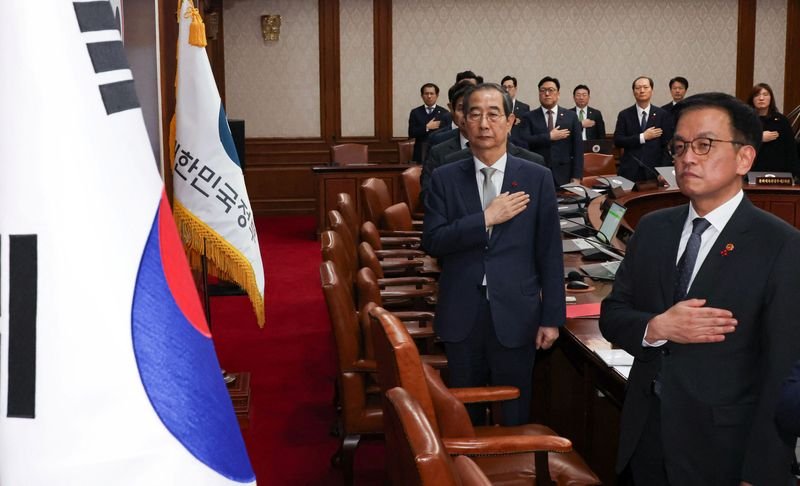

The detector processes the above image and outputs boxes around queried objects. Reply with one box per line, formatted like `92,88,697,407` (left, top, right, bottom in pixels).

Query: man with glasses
613,76,673,181
423,83,564,426
513,76,583,186
600,92,800,485
501,75,530,139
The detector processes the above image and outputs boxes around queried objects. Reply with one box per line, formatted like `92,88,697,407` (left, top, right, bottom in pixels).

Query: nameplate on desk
754,176,793,186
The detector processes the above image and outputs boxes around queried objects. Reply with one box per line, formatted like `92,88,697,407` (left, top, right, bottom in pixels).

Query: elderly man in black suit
613,76,673,181
408,83,452,163
422,82,543,197
572,84,606,141
600,92,800,485
513,76,583,186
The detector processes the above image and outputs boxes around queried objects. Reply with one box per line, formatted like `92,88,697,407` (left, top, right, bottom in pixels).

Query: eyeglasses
538,88,557,94
668,137,746,158
466,111,505,123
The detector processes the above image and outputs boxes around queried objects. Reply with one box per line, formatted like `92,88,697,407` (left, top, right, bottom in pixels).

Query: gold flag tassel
184,1,207,47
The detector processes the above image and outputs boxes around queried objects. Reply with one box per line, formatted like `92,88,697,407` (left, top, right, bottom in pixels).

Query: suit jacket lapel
687,198,755,299
659,206,689,305
458,158,483,216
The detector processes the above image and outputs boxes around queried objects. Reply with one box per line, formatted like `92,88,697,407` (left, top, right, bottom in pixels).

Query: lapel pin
511,181,519,188
720,243,735,256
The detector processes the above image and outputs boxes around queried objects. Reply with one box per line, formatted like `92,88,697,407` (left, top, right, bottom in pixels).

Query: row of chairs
330,140,416,166
319,182,602,484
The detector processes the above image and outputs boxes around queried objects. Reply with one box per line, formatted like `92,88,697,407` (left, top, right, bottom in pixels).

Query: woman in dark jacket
747,83,799,177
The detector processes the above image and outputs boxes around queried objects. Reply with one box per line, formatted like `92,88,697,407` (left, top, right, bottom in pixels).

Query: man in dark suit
661,76,689,117
600,92,800,485
613,76,673,181
501,75,530,141
408,83,452,163
421,82,472,195
776,359,800,438
513,76,583,187
572,84,606,141
423,83,565,426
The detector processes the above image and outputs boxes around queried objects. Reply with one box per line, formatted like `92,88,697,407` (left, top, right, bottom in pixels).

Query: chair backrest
397,139,416,165
360,221,384,251
327,209,358,270
583,152,616,177
361,177,394,226
320,230,356,293
383,202,414,231
331,143,369,166
319,261,376,433
336,192,361,244
369,306,440,434
357,242,386,281
384,387,491,486
356,266,383,311
402,166,423,215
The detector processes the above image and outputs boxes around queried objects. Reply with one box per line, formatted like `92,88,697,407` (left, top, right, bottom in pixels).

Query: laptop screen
598,201,627,243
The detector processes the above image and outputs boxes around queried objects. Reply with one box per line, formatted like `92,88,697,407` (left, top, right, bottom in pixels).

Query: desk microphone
629,154,662,181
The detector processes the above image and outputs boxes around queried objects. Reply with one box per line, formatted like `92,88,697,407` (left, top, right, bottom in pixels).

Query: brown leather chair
383,386,493,486
384,202,422,232
331,143,369,166
321,230,434,311
361,177,394,227
336,192,421,249
397,139,416,165
370,306,602,486
319,260,383,485
582,153,616,177
329,209,423,277
402,165,424,218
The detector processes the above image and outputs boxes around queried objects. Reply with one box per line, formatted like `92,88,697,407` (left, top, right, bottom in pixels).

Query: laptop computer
580,260,621,280
562,201,627,252
583,139,614,154
655,166,678,188
747,171,793,185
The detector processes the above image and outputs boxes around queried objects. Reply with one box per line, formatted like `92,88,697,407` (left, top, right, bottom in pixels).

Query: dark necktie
674,218,712,302
426,107,433,115
640,110,648,132
547,110,554,131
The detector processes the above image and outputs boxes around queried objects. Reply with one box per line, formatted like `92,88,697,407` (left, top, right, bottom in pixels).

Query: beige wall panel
392,0,739,138
340,0,376,137
753,0,787,110
224,0,320,138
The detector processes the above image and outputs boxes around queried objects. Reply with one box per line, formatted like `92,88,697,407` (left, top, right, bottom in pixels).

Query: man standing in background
572,84,606,141
408,83,452,163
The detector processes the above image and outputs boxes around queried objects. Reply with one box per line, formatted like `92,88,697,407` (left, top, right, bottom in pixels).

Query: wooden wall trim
735,0,757,100
785,0,800,112
319,0,341,143
373,0,393,142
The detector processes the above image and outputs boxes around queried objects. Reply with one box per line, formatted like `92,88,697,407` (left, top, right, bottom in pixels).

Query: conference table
532,183,800,484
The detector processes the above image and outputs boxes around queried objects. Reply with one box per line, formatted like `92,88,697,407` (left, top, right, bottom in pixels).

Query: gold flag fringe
173,201,266,327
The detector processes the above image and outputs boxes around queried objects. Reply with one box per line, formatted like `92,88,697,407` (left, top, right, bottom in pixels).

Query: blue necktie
674,218,711,302
640,110,648,132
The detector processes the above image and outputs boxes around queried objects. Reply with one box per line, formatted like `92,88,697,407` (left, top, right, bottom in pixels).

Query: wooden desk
587,184,800,231
312,164,412,236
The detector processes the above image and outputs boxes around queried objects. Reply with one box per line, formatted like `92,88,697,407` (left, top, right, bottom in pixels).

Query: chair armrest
379,288,436,299
379,230,423,238
344,359,376,373
377,276,435,288
392,311,435,323
420,353,448,369
379,258,425,271
443,435,572,456
374,249,426,259
450,386,520,404
411,211,425,220
378,236,421,249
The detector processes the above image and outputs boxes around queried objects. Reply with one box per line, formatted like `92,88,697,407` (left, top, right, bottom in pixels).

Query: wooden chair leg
331,434,361,485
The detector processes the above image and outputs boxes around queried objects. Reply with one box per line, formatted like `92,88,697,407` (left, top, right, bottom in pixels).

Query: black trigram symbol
3,235,38,419
74,1,140,115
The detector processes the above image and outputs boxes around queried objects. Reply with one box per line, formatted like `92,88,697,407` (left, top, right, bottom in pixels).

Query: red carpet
209,216,385,485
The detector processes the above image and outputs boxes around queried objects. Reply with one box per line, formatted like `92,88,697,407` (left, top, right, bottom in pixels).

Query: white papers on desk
614,366,631,379
594,348,634,366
